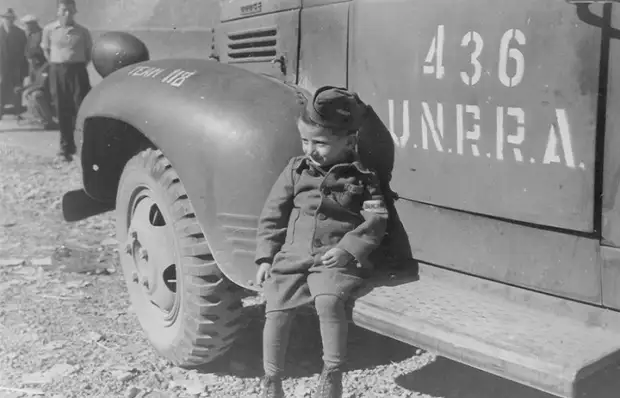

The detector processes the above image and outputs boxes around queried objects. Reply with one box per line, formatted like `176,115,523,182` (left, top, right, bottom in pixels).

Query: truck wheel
116,148,243,367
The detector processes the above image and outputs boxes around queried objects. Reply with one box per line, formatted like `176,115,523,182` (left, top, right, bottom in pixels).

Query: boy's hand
321,248,354,267
255,262,272,287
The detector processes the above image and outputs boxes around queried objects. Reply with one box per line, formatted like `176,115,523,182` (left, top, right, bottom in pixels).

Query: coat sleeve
254,158,296,265
337,171,389,262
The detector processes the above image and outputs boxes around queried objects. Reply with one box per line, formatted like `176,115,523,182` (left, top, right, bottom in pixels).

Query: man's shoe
313,366,342,398
261,375,284,398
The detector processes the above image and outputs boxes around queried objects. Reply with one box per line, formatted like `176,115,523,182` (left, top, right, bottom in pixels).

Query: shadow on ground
200,303,419,379
395,358,553,398
62,189,114,222
395,356,620,398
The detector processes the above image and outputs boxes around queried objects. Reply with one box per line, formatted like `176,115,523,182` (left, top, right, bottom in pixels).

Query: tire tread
120,148,243,367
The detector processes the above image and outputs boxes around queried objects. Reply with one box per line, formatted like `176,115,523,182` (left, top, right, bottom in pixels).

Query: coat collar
294,153,372,175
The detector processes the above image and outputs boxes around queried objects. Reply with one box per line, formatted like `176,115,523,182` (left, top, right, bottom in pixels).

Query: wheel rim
125,187,180,325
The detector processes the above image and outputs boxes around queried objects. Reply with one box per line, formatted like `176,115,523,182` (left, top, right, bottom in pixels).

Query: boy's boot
313,366,342,398
261,375,284,398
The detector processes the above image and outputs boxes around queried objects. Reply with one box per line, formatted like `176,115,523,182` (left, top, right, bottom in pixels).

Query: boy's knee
314,294,344,316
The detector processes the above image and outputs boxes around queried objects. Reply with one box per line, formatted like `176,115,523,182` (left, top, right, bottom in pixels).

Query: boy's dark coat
255,155,388,312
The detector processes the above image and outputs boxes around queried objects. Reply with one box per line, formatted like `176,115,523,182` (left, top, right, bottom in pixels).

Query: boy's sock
314,294,347,370
263,309,295,376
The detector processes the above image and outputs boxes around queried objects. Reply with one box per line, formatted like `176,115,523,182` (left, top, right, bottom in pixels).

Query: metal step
351,264,620,398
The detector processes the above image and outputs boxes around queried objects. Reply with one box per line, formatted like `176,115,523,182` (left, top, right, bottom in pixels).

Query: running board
351,264,620,398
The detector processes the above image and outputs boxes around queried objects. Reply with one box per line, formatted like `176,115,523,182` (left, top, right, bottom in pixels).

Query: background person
15,55,56,130
22,15,46,83
42,0,92,161
0,8,27,119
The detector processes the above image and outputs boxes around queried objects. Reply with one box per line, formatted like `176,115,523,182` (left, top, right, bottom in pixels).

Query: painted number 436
423,25,526,88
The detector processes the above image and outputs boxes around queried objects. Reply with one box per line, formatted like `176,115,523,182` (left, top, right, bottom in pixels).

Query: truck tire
116,148,243,367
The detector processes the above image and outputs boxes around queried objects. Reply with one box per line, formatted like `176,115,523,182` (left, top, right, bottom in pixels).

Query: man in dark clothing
42,0,92,161
22,15,46,83
0,8,28,119
15,56,56,130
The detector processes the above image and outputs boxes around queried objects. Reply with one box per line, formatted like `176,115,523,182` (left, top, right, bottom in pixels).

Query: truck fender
75,58,307,289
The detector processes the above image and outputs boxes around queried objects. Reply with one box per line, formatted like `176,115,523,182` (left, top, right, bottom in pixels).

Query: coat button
317,213,327,221
314,239,323,247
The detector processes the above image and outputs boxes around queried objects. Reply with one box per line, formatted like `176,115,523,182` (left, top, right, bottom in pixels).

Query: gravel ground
0,121,570,398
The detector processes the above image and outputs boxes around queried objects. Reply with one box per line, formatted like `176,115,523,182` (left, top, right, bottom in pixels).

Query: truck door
348,0,603,233
215,0,301,84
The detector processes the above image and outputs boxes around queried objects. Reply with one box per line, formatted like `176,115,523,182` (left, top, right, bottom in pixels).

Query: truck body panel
349,0,600,234
297,1,349,91
395,199,602,304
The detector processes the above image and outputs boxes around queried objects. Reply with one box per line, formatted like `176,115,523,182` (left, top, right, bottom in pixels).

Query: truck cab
71,0,620,397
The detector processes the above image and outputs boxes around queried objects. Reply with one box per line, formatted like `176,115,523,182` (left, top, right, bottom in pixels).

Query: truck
19,0,620,396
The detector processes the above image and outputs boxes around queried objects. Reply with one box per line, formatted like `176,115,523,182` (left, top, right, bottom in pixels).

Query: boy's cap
58,0,77,7
302,86,367,132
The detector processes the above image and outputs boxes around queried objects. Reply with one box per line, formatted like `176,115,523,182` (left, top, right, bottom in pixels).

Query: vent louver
227,26,278,63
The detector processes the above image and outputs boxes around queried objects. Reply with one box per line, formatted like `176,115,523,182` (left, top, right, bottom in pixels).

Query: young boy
254,86,389,398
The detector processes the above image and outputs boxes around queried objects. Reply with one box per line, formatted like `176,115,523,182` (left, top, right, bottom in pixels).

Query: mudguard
75,58,307,289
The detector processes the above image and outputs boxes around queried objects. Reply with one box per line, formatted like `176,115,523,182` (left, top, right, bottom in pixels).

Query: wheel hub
125,195,177,314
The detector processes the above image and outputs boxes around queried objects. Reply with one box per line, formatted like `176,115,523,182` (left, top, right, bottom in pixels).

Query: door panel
349,0,602,232
298,2,350,92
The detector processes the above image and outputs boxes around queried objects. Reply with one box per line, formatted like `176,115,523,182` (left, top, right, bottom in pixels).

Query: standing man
42,0,93,161
0,8,28,119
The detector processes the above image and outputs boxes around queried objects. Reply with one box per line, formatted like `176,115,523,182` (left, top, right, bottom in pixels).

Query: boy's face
298,119,356,167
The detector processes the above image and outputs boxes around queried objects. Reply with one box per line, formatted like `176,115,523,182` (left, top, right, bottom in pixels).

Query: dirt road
0,117,599,398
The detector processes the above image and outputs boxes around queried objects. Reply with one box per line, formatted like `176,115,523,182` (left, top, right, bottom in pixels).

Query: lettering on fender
387,100,586,171
160,69,197,87
128,66,166,79
128,66,197,88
